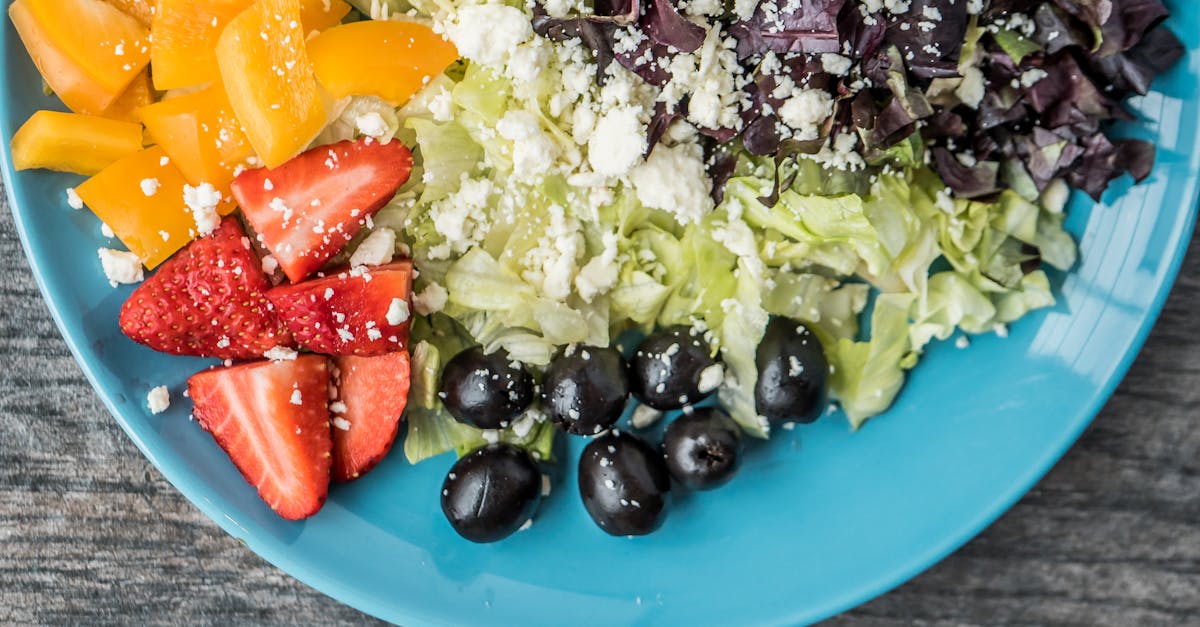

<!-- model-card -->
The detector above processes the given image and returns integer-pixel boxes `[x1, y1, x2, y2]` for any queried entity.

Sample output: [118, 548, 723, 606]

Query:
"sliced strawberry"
[119, 217, 293, 360]
[188, 355, 333, 520]
[330, 351, 410, 482]
[266, 261, 413, 356]
[232, 138, 413, 283]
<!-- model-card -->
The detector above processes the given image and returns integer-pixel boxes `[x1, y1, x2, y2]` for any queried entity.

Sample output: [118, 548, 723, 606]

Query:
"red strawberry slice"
[232, 138, 414, 283]
[266, 261, 413, 356]
[330, 351, 410, 482]
[119, 217, 294, 360]
[188, 355, 333, 520]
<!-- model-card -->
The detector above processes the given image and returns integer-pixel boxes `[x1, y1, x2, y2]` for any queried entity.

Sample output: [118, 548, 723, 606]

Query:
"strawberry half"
[330, 351, 410, 482]
[119, 217, 293, 360]
[232, 138, 414, 283]
[188, 355, 333, 520]
[266, 261, 414, 356]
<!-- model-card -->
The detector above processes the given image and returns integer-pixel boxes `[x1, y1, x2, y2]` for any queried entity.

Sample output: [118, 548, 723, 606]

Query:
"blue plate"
[3, 5, 1198, 625]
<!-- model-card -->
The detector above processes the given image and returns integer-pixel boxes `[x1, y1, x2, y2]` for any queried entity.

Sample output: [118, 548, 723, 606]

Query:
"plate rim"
[2, 27, 1198, 627]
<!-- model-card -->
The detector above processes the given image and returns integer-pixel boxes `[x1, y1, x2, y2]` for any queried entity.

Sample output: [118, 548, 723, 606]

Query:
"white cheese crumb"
[778, 89, 834, 140]
[65, 188, 84, 210]
[481, 429, 500, 444]
[428, 90, 454, 122]
[955, 336, 971, 349]
[587, 106, 646, 177]
[332, 417, 352, 431]
[264, 346, 299, 361]
[697, 363, 725, 394]
[821, 53, 852, 76]
[497, 110, 560, 180]
[631, 405, 663, 429]
[97, 248, 143, 286]
[355, 111, 391, 140]
[139, 177, 160, 197]
[100, 223, 115, 239]
[629, 143, 714, 225]
[330, 401, 348, 414]
[412, 282, 449, 316]
[349, 227, 396, 268]
[289, 389, 303, 405]
[261, 255, 279, 274]
[575, 231, 620, 303]
[146, 386, 170, 415]
[441, 4, 532, 66]
[386, 297, 410, 325]
[183, 183, 222, 236]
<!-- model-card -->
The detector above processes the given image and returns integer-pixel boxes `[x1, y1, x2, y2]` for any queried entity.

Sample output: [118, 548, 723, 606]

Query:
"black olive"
[542, 345, 629, 435]
[440, 347, 534, 429]
[441, 444, 542, 543]
[629, 326, 723, 410]
[662, 408, 743, 490]
[754, 317, 829, 423]
[578, 432, 670, 536]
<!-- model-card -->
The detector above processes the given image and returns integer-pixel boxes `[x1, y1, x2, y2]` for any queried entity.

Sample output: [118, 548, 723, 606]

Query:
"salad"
[6, 0, 1182, 541]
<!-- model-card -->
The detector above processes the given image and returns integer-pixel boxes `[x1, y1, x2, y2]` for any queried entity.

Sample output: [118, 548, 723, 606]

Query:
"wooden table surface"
[1, 186, 1197, 626]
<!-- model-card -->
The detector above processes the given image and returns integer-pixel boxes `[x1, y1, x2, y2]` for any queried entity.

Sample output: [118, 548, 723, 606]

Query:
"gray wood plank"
[1, 185, 1196, 626]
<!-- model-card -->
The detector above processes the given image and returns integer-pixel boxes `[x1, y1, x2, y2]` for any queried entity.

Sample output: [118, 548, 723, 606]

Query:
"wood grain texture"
[0, 185, 1197, 626]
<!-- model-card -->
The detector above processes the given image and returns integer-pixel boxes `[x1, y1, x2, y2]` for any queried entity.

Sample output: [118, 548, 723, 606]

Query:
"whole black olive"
[662, 408, 743, 490]
[629, 326, 723, 410]
[754, 317, 829, 423]
[441, 444, 542, 543]
[440, 347, 534, 429]
[542, 345, 629, 435]
[578, 431, 670, 536]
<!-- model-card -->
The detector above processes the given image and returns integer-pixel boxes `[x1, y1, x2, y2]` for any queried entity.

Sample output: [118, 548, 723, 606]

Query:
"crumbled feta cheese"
[575, 231, 620, 303]
[521, 204, 582, 300]
[778, 89, 834, 140]
[629, 143, 714, 225]
[428, 90, 454, 122]
[386, 297, 410, 325]
[97, 248, 144, 286]
[481, 429, 501, 444]
[289, 389, 303, 405]
[427, 178, 493, 259]
[955, 335, 971, 349]
[413, 282, 449, 316]
[821, 53, 852, 76]
[631, 405, 663, 429]
[183, 183, 222, 236]
[139, 177, 160, 197]
[355, 111, 390, 139]
[697, 363, 725, 394]
[587, 106, 646, 177]
[332, 417, 352, 431]
[498, 110, 560, 179]
[65, 188, 84, 210]
[264, 346, 299, 361]
[146, 386, 170, 415]
[261, 255, 279, 274]
[100, 223, 115, 239]
[349, 227, 396, 267]
[441, 4, 532, 66]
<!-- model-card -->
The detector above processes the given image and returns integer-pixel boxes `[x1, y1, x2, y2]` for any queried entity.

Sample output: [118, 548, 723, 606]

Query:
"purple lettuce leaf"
[642, 0, 705, 52]
[932, 147, 1000, 198]
[732, 0, 846, 56]
[882, 0, 970, 80]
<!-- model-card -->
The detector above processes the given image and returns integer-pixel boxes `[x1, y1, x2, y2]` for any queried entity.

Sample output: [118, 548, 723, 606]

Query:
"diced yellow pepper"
[8, 0, 151, 114]
[100, 70, 155, 123]
[308, 20, 459, 106]
[10, 111, 144, 176]
[75, 146, 234, 268]
[216, 0, 328, 168]
[138, 83, 255, 194]
[150, 0, 350, 91]
[105, 0, 154, 26]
